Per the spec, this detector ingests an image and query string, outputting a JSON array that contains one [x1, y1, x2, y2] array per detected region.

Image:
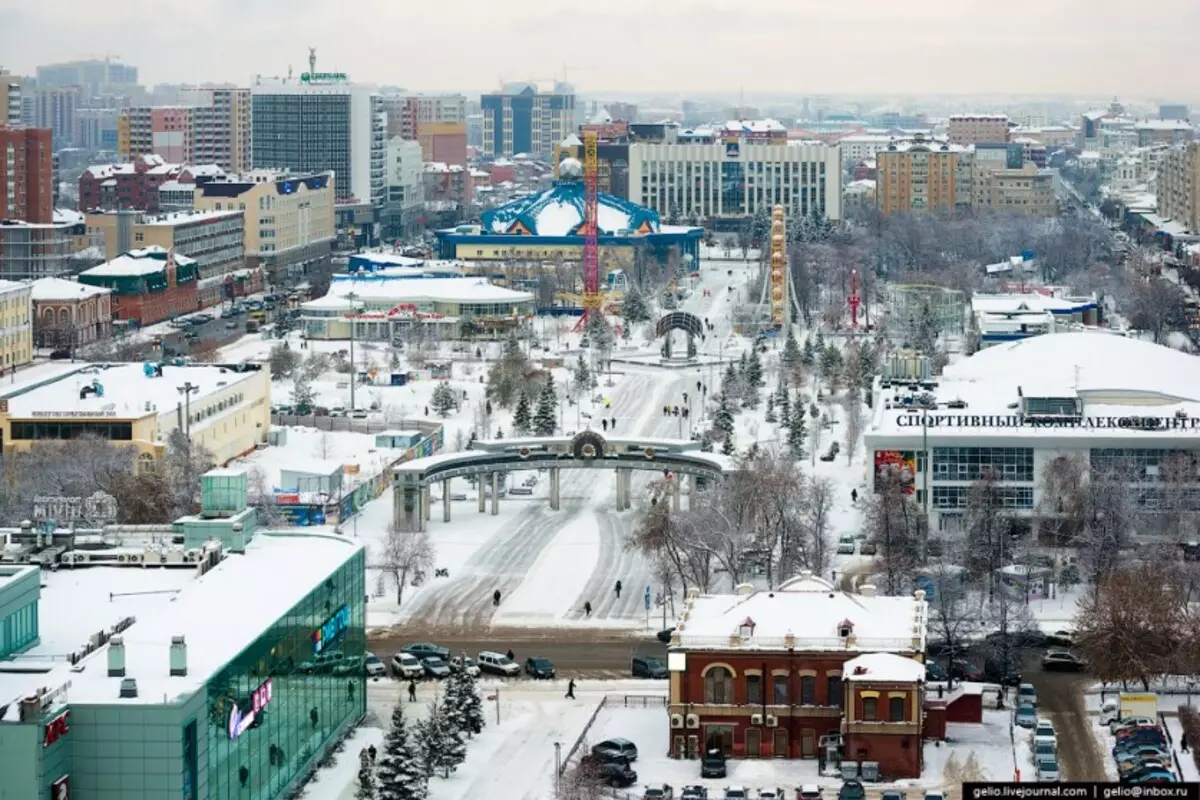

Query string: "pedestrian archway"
[[654, 311, 704, 359]]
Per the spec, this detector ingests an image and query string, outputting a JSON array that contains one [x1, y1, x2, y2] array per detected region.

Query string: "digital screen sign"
[[313, 605, 350, 655], [228, 679, 273, 740]]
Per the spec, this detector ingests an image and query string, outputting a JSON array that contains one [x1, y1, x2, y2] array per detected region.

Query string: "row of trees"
[[358, 666, 486, 799]]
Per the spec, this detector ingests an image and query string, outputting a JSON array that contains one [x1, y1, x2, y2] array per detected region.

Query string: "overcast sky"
[[2, 0, 1197, 99]]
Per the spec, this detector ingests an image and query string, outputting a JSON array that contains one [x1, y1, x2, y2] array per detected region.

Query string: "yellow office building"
[[0, 280, 33, 375], [0, 362, 270, 463]]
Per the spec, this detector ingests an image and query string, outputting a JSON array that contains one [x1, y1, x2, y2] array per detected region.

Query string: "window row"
[[1091, 448, 1198, 480], [931, 447, 1034, 482], [861, 695, 907, 722], [931, 485, 1034, 510], [10, 421, 134, 440], [704, 668, 843, 708]]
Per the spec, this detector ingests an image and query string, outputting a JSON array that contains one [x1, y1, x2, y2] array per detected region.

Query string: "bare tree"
[[1127, 278, 1186, 344], [842, 396, 863, 465], [246, 465, 285, 527], [378, 522, 435, 605], [1077, 467, 1135, 588], [799, 475, 835, 576], [868, 471, 924, 595], [162, 429, 216, 518]]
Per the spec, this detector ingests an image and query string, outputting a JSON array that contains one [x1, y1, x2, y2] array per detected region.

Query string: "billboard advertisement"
[[874, 450, 916, 494]]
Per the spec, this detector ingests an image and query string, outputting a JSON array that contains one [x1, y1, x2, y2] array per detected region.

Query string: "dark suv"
[[700, 748, 727, 778], [632, 656, 668, 678], [596, 761, 638, 788], [403, 642, 450, 660], [524, 657, 556, 679]]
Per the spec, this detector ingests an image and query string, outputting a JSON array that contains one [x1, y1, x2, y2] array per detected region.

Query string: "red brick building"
[[0, 126, 53, 223], [78, 155, 182, 213], [30, 277, 113, 349], [667, 575, 929, 779], [77, 246, 198, 326]]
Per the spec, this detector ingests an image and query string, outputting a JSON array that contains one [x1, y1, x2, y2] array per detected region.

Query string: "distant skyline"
[[2, 0, 1198, 102]]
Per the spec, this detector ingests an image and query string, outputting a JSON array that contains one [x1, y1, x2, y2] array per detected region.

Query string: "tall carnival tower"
[[768, 205, 791, 330]]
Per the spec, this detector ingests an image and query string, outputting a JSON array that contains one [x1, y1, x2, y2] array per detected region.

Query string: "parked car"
[[1036, 759, 1060, 782], [477, 651, 521, 676], [403, 642, 450, 660], [644, 784, 674, 799], [723, 789, 748, 800], [594, 761, 637, 788], [1034, 720, 1057, 749], [421, 656, 451, 679], [391, 653, 423, 679], [1015, 704, 1037, 728], [1123, 767, 1176, 785], [1046, 629, 1075, 647], [983, 657, 1022, 686], [880, 792, 905, 800], [701, 749, 727, 778], [797, 786, 823, 800], [1118, 757, 1168, 775], [1112, 717, 1159, 735], [524, 657, 556, 679], [1115, 744, 1170, 766], [657, 627, 676, 643], [449, 656, 480, 677], [757, 790, 785, 800], [633, 656, 669, 678], [859, 541, 878, 556], [949, 660, 984, 681], [1017, 683, 1038, 707], [1041, 650, 1087, 671], [837, 536, 856, 555], [925, 662, 948, 682], [592, 738, 639, 763], [986, 630, 1049, 651], [1034, 742, 1056, 764], [363, 652, 387, 677], [839, 781, 866, 800], [680, 787, 708, 800]]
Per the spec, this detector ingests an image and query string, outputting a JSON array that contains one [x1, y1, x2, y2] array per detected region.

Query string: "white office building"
[[251, 75, 386, 211], [385, 137, 425, 240], [627, 141, 842, 225], [864, 332, 1200, 534]]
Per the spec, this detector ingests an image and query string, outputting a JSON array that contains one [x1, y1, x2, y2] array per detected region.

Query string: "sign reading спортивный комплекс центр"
[[896, 414, 1200, 431]]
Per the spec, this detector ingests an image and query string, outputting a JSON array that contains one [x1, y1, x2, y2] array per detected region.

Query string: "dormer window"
[[838, 619, 855, 638], [738, 617, 756, 639]]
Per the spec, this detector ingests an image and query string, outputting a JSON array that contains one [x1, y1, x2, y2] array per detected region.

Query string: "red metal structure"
[[573, 131, 601, 332], [848, 268, 862, 329]]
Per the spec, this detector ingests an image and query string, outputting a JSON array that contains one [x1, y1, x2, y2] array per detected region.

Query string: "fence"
[[560, 696, 609, 776], [558, 695, 668, 778]]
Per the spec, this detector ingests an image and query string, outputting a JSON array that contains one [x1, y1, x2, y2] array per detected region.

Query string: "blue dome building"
[[434, 171, 703, 274]]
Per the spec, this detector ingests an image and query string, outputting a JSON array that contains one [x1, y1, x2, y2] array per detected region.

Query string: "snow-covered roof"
[[479, 181, 661, 237], [843, 653, 926, 682], [52, 208, 85, 226], [675, 573, 927, 653], [971, 292, 1094, 314], [0, 532, 363, 713], [313, 277, 532, 306], [723, 118, 786, 133], [882, 139, 971, 154], [157, 180, 196, 193], [30, 276, 112, 301], [80, 246, 198, 278], [868, 332, 1200, 442], [138, 209, 243, 227], [561, 133, 583, 147], [1134, 120, 1194, 131], [3, 362, 262, 420]]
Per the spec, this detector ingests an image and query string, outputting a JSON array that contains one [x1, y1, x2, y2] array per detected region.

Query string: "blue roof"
[[479, 180, 660, 237]]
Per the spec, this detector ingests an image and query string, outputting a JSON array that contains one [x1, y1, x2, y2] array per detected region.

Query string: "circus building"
[[433, 157, 703, 273]]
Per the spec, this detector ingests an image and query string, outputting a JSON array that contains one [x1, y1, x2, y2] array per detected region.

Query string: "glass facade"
[[0, 599, 37, 656], [1090, 448, 1196, 479], [202, 550, 365, 800], [931, 447, 1034, 482], [932, 485, 1034, 510]]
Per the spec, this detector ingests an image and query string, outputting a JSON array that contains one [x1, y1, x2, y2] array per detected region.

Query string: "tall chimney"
[[107, 635, 126, 677], [169, 636, 187, 676]]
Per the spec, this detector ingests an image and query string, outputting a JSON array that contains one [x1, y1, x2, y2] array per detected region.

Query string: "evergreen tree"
[[787, 406, 807, 457], [746, 348, 764, 390], [439, 674, 469, 735], [782, 330, 802, 371], [764, 394, 777, 423], [800, 336, 815, 367], [914, 301, 939, 354], [699, 428, 714, 452], [290, 371, 316, 410], [416, 699, 467, 779], [712, 393, 735, 441], [448, 663, 485, 737], [486, 331, 529, 408], [621, 284, 651, 323], [377, 703, 429, 800], [819, 344, 843, 380], [721, 432, 736, 455], [749, 205, 771, 246], [859, 342, 875, 385], [815, 329, 825, 353], [533, 382, 558, 436], [512, 391, 532, 435], [430, 382, 457, 417], [778, 386, 792, 427], [356, 749, 378, 800], [572, 355, 592, 395], [722, 363, 743, 404]]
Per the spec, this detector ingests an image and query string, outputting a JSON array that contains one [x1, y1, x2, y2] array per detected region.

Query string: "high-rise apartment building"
[[877, 137, 974, 215], [974, 165, 1058, 216], [73, 107, 120, 151], [481, 85, 575, 159], [0, 68, 21, 126], [385, 137, 425, 239], [251, 74, 386, 210], [0, 126, 54, 224], [36, 59, 139, 97], [627, 140, 842, 224], [947, 114, 1010, 146], [117, 89, 252, 172], [35, 87, 82, 149], [1160, 104, 1190, 122], [1157, 142, 1200, 233]]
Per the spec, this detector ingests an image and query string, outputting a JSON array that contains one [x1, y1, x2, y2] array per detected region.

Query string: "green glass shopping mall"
[[0, 531, 367, 800]]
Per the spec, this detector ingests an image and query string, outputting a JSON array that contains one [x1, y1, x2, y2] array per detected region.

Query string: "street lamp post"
[[346, 291, 359, 411], [177, 382, 200, 438]]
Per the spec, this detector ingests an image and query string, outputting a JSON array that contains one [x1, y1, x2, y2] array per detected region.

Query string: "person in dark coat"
[[584, 601, 592, 617], [506, 648, 515, 661], [566, 678, 576, 699], [493, 589, 501, 606], [615, 580, 622, 598], [368, 744, 377, 762], [408, 679, 417, 702], [851, 488, 858, 503]]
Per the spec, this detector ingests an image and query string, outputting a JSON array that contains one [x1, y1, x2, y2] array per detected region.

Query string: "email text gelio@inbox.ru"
[[963, 783, 1200, 800]]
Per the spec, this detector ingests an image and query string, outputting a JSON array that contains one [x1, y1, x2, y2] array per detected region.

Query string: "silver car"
[[1036, 758, 1060, 782]]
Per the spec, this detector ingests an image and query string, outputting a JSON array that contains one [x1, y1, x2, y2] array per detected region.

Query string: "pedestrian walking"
[[408, 680, 417, 702], [368, 744, 377, 762], [851, 488, 858, 503], [602, 419, 608, 432], [506, 648, 515, 662], [424, 406, 429, 416], [610, 417, 616, 430], [584, 601, 592, 617], [615, 580, 622, 598], [493, 589, 502, 606], [566, 678, 577, 699]]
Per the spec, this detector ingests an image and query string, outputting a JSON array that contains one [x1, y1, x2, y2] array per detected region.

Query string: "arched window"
[[42, 307, 54, 323], [704, 666, 733, 704], [799, 675, 816, 705], [58, 308, 70, 325]]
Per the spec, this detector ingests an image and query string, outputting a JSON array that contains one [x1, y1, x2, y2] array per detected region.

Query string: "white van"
[[478, 651, 520, 676], [392, 652, 423, 679]]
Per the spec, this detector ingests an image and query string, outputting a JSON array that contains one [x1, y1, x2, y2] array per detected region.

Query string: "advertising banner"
[[874, 450, 916, 494]]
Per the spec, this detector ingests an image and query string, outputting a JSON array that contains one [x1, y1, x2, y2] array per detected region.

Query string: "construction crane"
[[573, 130, 601, 332]]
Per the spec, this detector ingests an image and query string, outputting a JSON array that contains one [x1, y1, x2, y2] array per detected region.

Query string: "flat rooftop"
[[3, 362, 261, 420], [312, 277, 532, 305], [868, 332, 1200, 442], [1, 532, 363, 715]]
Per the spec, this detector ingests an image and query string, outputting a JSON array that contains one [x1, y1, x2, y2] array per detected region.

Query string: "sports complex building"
[[864, 331, 1200, 533], [0, 531, 366, 800]]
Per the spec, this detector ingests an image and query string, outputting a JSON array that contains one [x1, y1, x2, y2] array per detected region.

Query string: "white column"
[[490, 472, 500, 516], [443, 479, 451, 523]]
